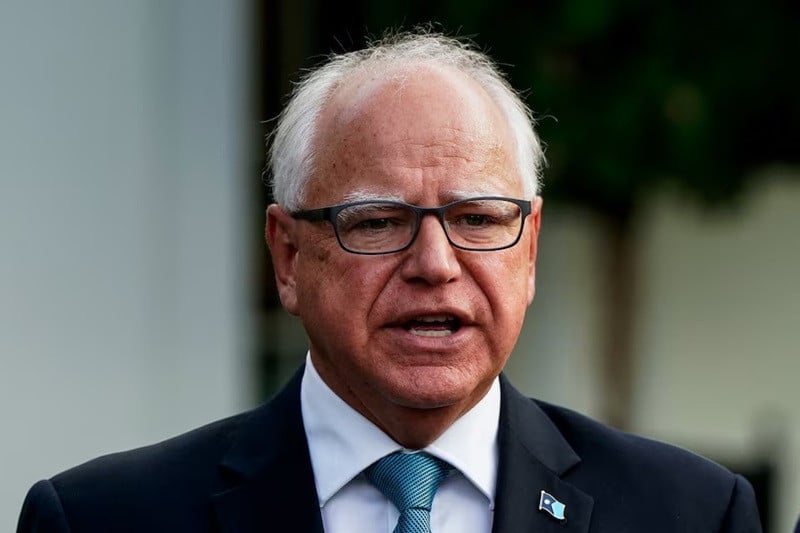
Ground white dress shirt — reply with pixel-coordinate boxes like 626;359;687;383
301;354;500;533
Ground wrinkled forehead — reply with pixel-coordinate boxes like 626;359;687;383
307;63;520;203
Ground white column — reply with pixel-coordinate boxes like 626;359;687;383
0;1;251;530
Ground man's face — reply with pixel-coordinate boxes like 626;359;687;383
267;65;542;438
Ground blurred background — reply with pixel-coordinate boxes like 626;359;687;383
1;0;798;531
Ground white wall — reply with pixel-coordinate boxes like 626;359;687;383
0;2;251;530
635;173;800;533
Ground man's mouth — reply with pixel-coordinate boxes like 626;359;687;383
403;315;461;337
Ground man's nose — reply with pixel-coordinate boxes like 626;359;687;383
399;215;462;284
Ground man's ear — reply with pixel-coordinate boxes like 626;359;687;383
266;204;300;315
526;196;543;306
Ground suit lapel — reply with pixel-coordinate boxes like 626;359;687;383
211;368;324;533
492;375;594;533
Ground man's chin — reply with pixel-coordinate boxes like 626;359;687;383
380;374;487;413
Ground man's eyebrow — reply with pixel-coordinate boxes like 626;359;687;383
342;191;405;203
447;188;507;201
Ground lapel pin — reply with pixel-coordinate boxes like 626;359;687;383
539;490;566;521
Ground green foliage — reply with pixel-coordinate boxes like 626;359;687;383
364;0;800;214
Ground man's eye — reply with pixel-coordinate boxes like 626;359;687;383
354;218;393;231
459;214;496;226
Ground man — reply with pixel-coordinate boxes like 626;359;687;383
18;31;761;532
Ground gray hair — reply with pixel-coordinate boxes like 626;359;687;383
268;31;544;211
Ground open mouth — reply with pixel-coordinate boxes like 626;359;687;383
403;315;462;337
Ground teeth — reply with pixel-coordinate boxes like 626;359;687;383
409;328;454;337
403;314;459;337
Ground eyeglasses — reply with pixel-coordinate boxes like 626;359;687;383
291;196;532;255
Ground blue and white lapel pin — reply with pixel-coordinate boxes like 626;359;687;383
538;490;566;521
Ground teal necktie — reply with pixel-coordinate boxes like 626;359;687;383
365;452;453;533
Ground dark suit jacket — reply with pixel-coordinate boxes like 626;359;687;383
18;369;761;532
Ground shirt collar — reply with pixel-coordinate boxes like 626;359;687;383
301;353;500;507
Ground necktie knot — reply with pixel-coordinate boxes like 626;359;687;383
365;452;452;532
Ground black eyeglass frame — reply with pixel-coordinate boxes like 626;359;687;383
290;196;533;255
